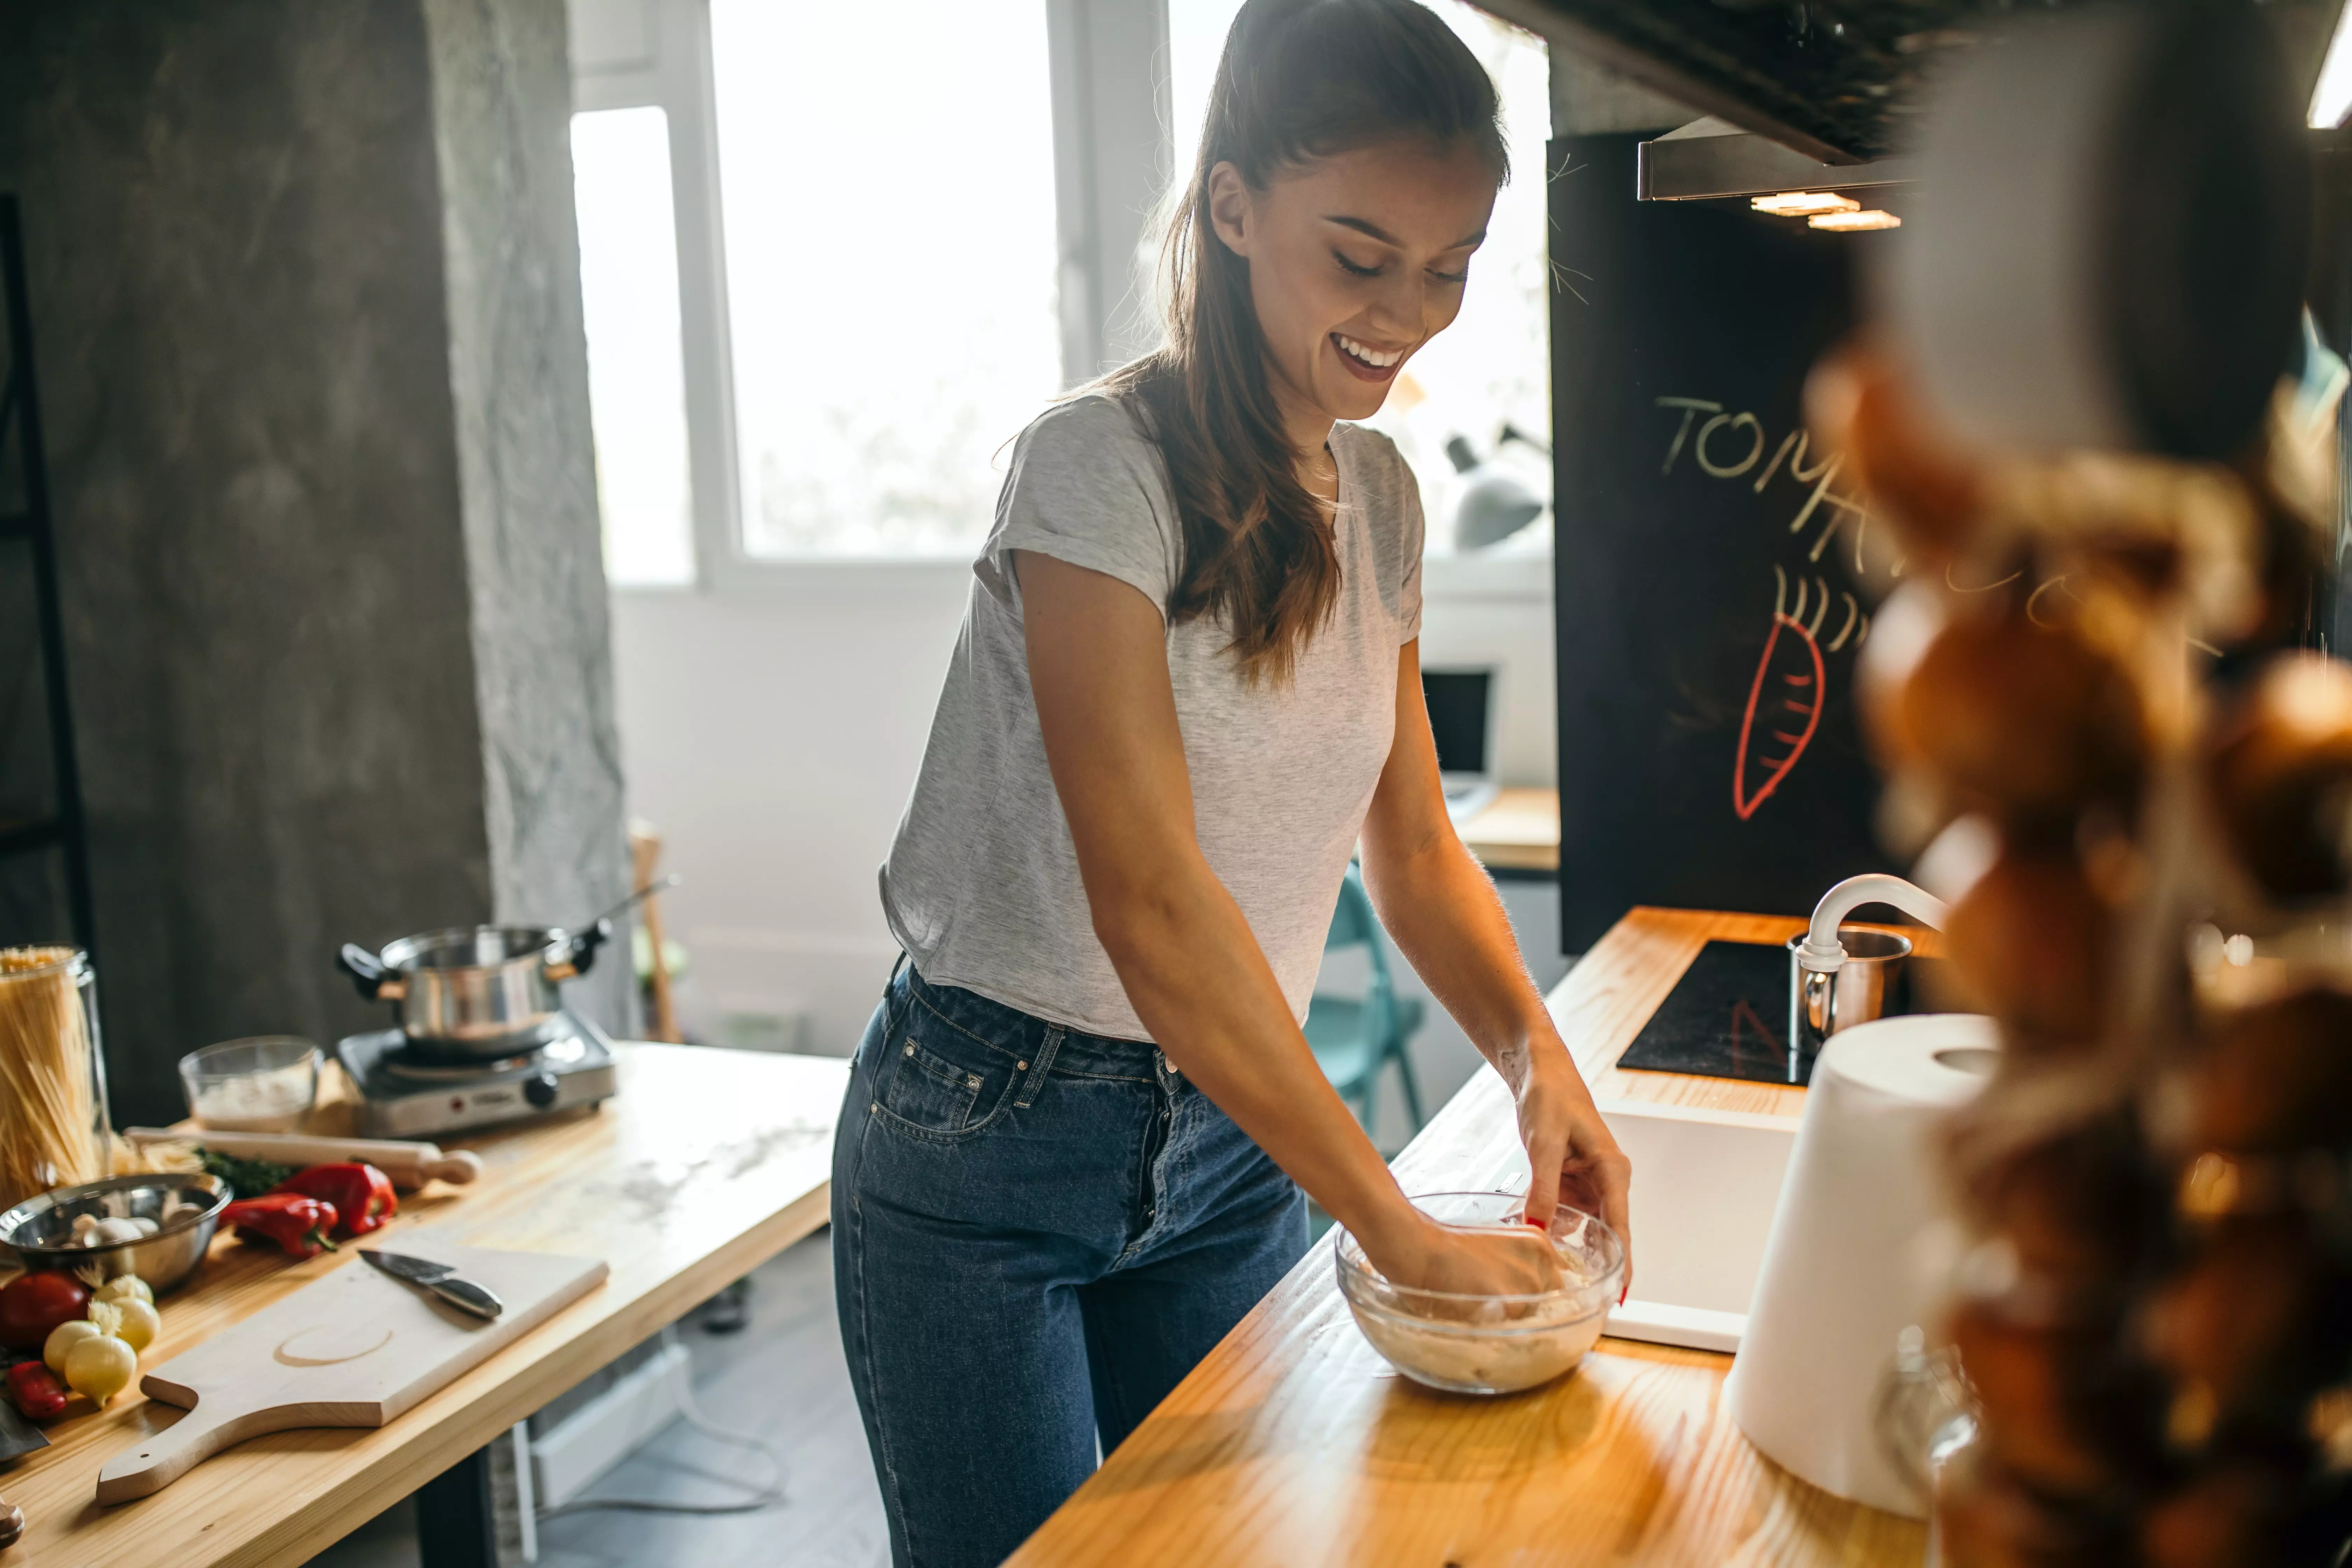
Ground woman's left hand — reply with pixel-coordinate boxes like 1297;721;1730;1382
1513;1037;1633;1295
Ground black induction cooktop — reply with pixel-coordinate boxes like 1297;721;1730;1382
1615;940;1952;1088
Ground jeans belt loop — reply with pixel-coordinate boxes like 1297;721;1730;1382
1014;1025;1063;1108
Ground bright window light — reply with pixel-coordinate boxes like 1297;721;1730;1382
1169;0;1553;557
1752;191;1860;217
571;106;696;588
2314;0;2352;128
710;1;1062;560
1809;209;1902;232
1169;0;1241;190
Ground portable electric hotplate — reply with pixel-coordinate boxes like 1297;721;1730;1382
335;1012;618;1138
1615;942;1952;1087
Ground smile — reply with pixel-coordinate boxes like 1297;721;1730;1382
1331;332;1405;382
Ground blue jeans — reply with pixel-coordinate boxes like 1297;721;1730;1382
832;962;1307;1568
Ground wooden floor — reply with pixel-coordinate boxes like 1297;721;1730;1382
305;1229;888;1568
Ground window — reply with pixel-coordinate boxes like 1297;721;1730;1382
708;0;1064;560
569;0;1548;584
571;105;697;587
1167;0;1553;558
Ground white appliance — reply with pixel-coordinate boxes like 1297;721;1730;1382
1724;1012;1997;1519
1440;1095;1801;1355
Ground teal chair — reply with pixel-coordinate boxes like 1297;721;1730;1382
1304;866;1427;1136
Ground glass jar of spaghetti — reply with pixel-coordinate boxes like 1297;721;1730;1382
0;947;111;1213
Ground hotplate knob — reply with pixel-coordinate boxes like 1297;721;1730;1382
523;1070;560;1108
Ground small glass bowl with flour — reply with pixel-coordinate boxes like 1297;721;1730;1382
1336;1190;1625;1396
179;1036;322;1132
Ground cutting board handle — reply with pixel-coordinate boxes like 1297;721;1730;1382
95;1393;280;1505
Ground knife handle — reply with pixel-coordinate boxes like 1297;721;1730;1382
424;1276;505;1320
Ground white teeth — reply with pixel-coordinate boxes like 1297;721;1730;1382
1336;334;1401;369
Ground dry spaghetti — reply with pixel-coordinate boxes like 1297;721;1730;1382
0;946;103;1211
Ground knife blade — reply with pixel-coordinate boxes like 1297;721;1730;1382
0;1395;47;1462
360;1248;505;1320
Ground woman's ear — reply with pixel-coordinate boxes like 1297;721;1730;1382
1205;162;1253;258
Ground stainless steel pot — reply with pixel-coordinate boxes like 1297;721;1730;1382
338;925;604;1056
337;881;674;1058
1788;926;1913;1063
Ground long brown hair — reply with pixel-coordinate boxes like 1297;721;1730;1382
1099;0;1506;685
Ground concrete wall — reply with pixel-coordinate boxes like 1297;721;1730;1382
0;0;624;1123
426;0;630;1024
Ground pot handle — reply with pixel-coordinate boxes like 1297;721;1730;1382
544;876;677;984
544;923;610;985
337;943;406;1003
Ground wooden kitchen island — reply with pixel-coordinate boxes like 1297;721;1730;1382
0;1042;848;1568
1010;907;1936;1568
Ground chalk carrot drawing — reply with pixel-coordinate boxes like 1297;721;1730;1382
1733;566;1831;821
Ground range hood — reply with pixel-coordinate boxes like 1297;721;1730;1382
1637;117;1913;204
1489;0;2342;190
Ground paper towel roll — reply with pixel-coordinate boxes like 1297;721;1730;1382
1723;1013;1996;1518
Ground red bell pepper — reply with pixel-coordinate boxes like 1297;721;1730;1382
6;1359;69;1421
274;1163;397;1237
223;1193;339;1257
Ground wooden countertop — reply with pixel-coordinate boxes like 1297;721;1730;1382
1009;906;1939;1567
1457;786;1559;874
0;1042;848;1568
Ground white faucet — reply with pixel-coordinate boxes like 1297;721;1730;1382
1793;874;1951;975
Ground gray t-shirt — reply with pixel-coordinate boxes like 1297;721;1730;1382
879;393;1424;1041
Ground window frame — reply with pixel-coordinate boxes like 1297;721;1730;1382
573;0;1552;597
573;0;1169;593
572;0;741;592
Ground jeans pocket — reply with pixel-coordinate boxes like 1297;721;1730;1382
873;993;1022;1143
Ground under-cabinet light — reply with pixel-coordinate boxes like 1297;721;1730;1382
1809;209;1902;232
2314;0;2352;127
1751;191;1861;217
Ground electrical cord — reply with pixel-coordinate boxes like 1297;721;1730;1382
536;1324;790;1519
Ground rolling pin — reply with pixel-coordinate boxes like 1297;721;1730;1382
123;1129;484;1189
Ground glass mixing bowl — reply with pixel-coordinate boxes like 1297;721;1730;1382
178;1035;321;1132
1335;1190;1626;1395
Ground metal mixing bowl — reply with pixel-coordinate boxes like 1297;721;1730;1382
0;1173;231;1295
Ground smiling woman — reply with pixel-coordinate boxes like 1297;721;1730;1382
1173;0;1554;554
1097;1;1507;682
836;6;1629;1567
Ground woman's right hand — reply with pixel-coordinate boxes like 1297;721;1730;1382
1364;1207;1563;1299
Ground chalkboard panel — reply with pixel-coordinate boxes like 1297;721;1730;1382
1549;135;1899;950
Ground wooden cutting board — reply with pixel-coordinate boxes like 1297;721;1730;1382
93;1231;606;1504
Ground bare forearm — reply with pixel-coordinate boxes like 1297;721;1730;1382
1094;859;1410;1251
1360;829;1558;1088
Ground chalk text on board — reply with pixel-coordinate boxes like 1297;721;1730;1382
1654;396;1875;570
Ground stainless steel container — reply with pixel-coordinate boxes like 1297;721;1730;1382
1788;926;1913;1063
0;1172;231;1295
338;925;606;1057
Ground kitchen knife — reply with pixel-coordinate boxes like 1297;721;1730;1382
360;1248;505;1320
0;1393;46;1462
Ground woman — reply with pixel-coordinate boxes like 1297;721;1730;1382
835;2;1631;1563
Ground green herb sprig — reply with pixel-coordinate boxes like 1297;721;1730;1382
198;1149;297;1200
